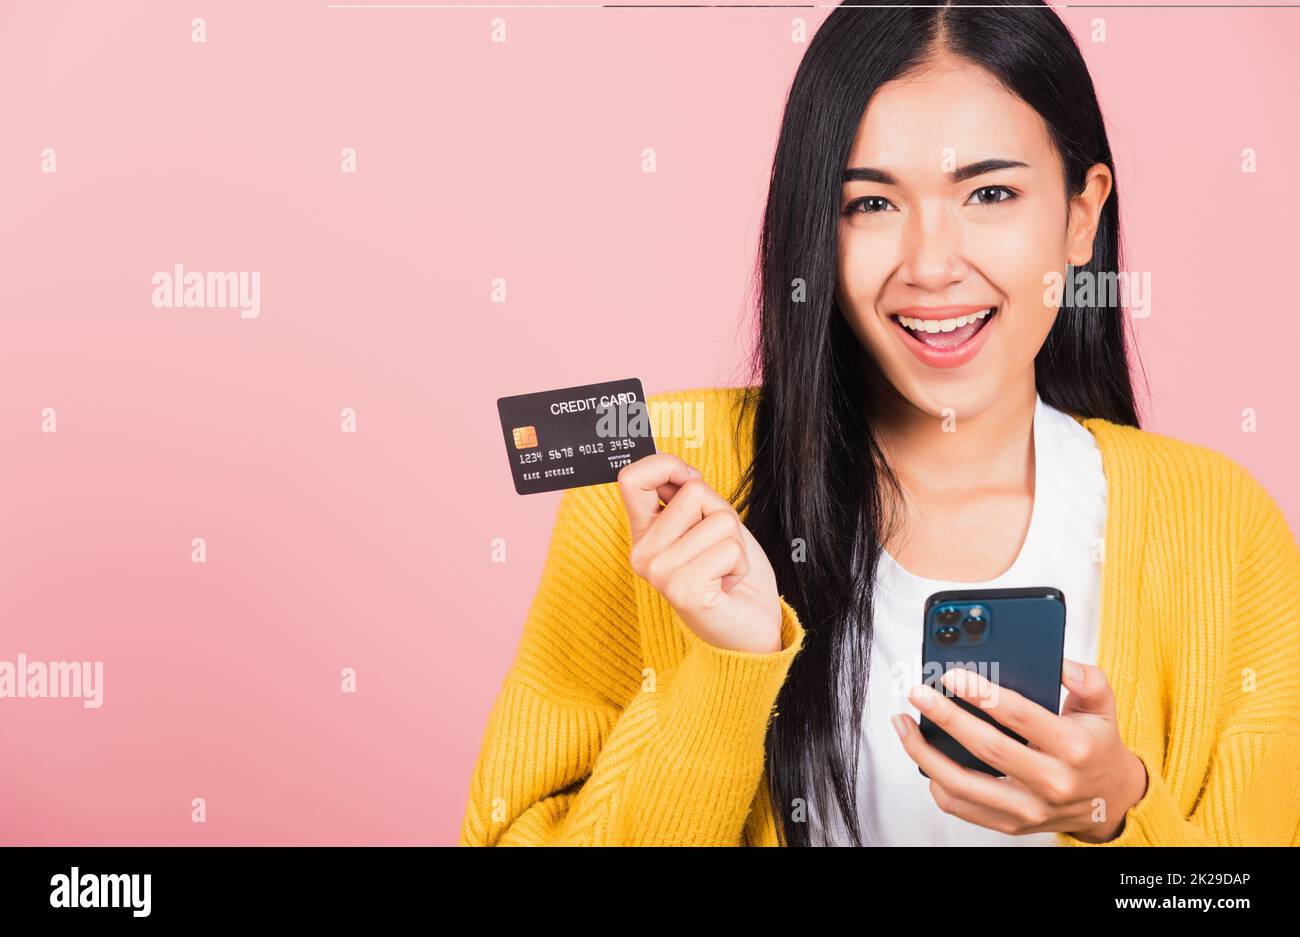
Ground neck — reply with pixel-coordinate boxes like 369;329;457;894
868;375;1039;496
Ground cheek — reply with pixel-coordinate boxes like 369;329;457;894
837;229;892;336
966;209;1067;342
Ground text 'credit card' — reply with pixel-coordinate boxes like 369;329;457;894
497;378;657;495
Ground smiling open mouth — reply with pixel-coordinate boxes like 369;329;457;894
892;307;997;350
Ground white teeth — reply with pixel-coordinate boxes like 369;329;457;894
897;307;995;333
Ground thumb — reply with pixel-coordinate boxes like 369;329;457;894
1059;659;1116;719
616;453;700;542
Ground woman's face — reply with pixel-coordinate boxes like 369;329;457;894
836;51;1112;420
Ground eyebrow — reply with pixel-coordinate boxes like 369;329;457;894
842;158;1030;185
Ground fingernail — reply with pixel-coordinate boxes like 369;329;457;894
891;714;910;738
1064;661;1084;684
687;467;702;478
941;668;969;693
909;685;936;712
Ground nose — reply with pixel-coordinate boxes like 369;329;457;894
898;201;968;292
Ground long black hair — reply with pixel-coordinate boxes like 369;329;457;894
729;0;1143;846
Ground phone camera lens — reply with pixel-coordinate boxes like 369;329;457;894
936;624;960;646
937;607;961;626
963;615;987;636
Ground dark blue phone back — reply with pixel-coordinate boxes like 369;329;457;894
918;587;1066;778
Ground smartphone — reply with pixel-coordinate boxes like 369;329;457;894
917;587;1066;778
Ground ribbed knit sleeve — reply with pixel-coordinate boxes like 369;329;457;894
459;480;807;846
1060;459;1300;847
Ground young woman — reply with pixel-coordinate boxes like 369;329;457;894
460;0;1300;846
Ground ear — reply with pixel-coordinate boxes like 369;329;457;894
1065;163;1114;267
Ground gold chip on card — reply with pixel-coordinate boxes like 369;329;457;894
512;425;538;449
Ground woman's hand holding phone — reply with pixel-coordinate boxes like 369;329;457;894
617;452;783;654
893;662;1149;842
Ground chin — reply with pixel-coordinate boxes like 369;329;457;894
893;371;1004;422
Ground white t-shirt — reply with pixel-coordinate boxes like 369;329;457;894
809;394;1108;846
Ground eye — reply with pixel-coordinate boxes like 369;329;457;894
965;185;1017;207
844;195;898;215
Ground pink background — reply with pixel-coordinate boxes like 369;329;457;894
1;1;1296;844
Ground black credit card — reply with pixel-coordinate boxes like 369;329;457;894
497;378;656;495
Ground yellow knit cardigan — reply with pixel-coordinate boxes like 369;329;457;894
461;386;1300;846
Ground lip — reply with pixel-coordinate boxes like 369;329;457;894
892;304;993;320
888;304;999;369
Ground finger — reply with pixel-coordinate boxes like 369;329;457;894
636;478;738;559
676;536;747;597
725;521;770;592
901;718;1099;833
917;675;1060;786
892;711;1042;820
1059;659;1116;718
926;779;1074;837
616;453;700;542
643;509;749;592
937;666;1087;762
